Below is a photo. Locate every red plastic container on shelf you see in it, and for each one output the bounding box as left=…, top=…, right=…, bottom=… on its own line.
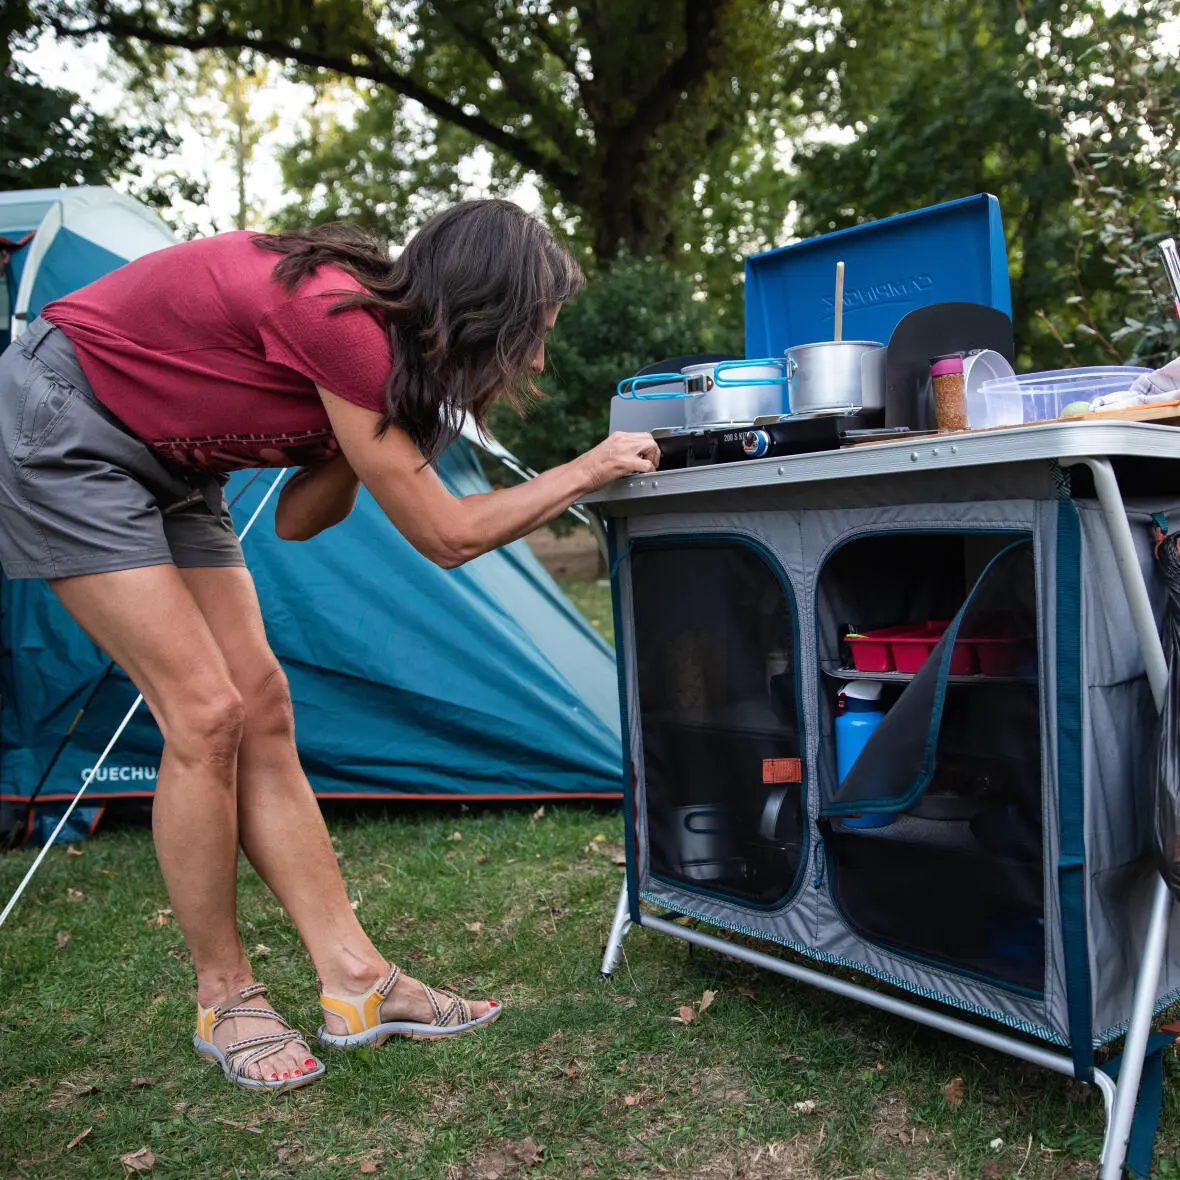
left=971, top=636, right=1036, bottom=677
left=847, top=620, right=977, bottom=675
left=846, top=624, right=909, bottom=672
left=888, top=621, right=977, bottom=675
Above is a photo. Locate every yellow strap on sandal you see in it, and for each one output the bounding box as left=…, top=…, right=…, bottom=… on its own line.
left=319, top=965, right=399, bottom=1035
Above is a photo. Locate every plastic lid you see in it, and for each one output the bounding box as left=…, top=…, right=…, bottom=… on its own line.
left=979, top=366, right=1151, bottom=397
left=930, top=355, right=964, bottom=377
left=839, top=680, right=883, bottom=702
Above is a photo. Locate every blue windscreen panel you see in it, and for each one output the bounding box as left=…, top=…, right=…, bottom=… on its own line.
left=744, top=194, right=1012, bottom=358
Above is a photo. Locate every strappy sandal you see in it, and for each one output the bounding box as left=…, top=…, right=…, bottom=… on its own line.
left=193, top=982, right=326, bottom=1092
left=317, top=964, right=502, bottom=1048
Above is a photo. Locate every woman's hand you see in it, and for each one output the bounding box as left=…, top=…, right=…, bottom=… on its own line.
left=573, top=432, right=660, bottom=492
left=273, top=452, right=361, bottom=541
left=1131, top=356, right=1180, bottom=401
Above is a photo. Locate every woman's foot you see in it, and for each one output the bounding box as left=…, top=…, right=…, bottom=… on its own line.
left=318, top=963, right=501, bottom=1046
left=195, top=982, right=323, bottom=1087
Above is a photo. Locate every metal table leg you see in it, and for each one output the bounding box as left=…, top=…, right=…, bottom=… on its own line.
left=1062, top=456, right=1173, bottom=1180
left=600, top=878, right=633, bottom=977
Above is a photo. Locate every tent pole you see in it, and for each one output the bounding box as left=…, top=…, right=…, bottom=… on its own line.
left=0, top=469, right=289, bottom=929
left=1060, top=455, right=1172, bottom=1180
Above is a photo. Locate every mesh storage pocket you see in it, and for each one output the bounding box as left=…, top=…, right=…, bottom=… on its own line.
left=631, top=539, right=805, bottom=906
left=821, top=538, right=1046, bottom=991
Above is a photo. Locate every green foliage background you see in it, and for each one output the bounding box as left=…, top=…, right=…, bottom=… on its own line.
left=11, top=0, right=1180, bottom=468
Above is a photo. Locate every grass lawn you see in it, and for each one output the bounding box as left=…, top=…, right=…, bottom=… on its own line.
left=2, top=578, right=1180, bottom=1178
left=559, top=579, right=614, bottom=647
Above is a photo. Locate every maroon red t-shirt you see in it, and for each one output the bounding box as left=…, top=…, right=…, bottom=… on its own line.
left=42, top=231, right=392, bottom=471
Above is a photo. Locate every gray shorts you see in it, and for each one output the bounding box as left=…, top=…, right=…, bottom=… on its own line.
left=0, top=318, right=245, bottom=580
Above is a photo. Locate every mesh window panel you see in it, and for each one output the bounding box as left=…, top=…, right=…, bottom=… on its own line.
left=631, top=541, right=805, bottom=906
left=823, top=538, right=1045, bottom=991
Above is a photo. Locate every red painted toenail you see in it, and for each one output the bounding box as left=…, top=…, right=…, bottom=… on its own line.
left=270, top=1072, right=279, bottom=1080
left=304, top=1058, right=316, bottom=1068
left=489, top=1000, right=499, bottom=1007
left=293, top=1069, right=302, bottom=1076
left=282, top=1071, right=289, bottom=1078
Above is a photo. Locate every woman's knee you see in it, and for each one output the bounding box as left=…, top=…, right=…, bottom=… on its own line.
left=241, top=662, right=295, bottom=741
left=165, top=683, right=247, bottom=768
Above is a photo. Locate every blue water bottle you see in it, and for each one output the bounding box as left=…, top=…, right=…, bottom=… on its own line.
left=835, top=681, right=892, bottom=828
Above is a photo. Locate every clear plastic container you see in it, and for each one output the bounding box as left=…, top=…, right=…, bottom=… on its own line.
left=977, top=367, right=1152, bottom=424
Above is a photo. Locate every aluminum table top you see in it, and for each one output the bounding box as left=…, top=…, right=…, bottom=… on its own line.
left=580, top=420, right=1180, bottom=507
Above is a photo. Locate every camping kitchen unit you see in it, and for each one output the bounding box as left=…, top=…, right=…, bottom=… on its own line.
left=589, top=196, right=1180, bottom=1180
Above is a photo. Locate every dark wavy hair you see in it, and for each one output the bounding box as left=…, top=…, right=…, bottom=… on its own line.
left=254, top=200, right=584, bottom=462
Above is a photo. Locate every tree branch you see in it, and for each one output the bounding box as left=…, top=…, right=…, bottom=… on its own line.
left=616, top=0, right=727, bottom=156
left=49, top=9, right=583, bottom=199
left=437, top=10, right=583, bottom=163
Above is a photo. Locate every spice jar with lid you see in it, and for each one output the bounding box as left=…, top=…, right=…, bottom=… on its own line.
left=930, top=354, right=968, bottom=432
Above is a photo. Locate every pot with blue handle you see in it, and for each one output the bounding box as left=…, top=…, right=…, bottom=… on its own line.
left=616, top=358, right=790, bottom=427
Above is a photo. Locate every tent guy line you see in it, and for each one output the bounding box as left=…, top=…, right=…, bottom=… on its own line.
left=0, top=467, right=290, bottom=930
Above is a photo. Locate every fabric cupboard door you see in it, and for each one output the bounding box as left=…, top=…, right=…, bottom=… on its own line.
left=819, top=534, right=1045, bottom=993
left=630, top=538, right=806, bottom=907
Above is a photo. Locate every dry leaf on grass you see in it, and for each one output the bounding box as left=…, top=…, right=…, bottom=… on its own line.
left=736, top=986, right=757, bottom=999
left=448, top=831, right=462, bottom=841
left=943, top=1077, right=966, bottom=1107
left=66, top=888, right=85, bottom=902
left=66, top=1127, right=92, bottom=1149
left=359, top=1163, right=378, bottom=1175
left=146, top=909, right=170, bottom=927
left=623, top=1094, right=641, bottom=1107
left=98, top=868, right=117, bottom=877
left=129, top=1077, right=157, bottom=1089
left=530, top=806, right=545, bottom=822
left=465, top=1137, right=543, bottom=1179
left=120, top=1146, right=156, bottom=1172
left=66, top=846, right=83, bottom=857
left=609, top=994, right=637, bottom=1008
left=465, top=921, right=483, bottom=933
left=275, top=1139, right=304, bottom=1165
left=55, top=931, right=70, bottom=949
left=252, top=944, right=272, bottom=957
left=791, top=1099, right=817, bottom=1115
left=672, top=989, right=717, bottom=1024
left=47, top=1080, right=97, bottom=1109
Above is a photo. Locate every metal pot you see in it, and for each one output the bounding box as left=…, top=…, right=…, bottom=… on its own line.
left=784, top=340, right=884, bottom=417
left=680, top=360, right=789, bottom=426
left=616, top=359, right=789, bottom=427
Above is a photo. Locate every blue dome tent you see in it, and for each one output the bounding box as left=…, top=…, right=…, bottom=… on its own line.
left=0, top=186, right=175, bottom=349
left=0, top=187, right=623, bottom=845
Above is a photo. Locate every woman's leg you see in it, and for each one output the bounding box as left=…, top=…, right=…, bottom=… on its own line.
left=177, top=566, right=496, bottom=1032
left=49, top=565, right=315, bottom=1080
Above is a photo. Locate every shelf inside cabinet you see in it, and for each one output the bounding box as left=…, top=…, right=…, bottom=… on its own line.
left=822, top=665, right=1037, bottom=687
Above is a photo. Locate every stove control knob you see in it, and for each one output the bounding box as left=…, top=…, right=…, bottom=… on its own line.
left=742, top=429, right=770, bottom=458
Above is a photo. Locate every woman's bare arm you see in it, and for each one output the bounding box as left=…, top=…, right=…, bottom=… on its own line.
left=317, top=386, right=658, bottom=567
left=273, top=452, right=361, bottom=541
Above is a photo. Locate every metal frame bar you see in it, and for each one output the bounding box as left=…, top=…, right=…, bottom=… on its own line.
left=598, top=439, right=1180, bottom=1179
left=1060, top=457, right=1173, bottom=1179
